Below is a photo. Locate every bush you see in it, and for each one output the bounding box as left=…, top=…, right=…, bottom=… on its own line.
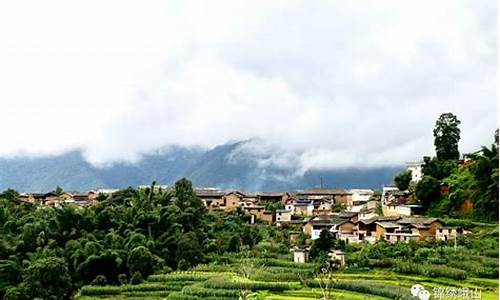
left=117, top=273, right=128, bottom=285
left=128, top=246, right=155, bottom=278
left=90, top=274, right=107, bottom=286
left=130, top=271, right=144, bottom=284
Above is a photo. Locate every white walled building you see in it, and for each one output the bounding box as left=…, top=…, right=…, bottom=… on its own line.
left=406, top=161, right=423, bottom=183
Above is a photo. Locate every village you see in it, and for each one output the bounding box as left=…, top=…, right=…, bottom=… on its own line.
left=15, top=161, right=465, bottom=254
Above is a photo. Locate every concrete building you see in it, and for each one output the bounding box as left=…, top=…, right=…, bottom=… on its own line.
left=406, top=161, right=424, bottom=183
left=291, top=247, right=310, bottom=263
left=276, top=209, right=292, bottom=223
left=436, top=227, right=463, bottom=241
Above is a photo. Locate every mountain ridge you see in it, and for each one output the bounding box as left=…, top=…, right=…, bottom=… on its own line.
left=0, top=142, right=403, bottom=192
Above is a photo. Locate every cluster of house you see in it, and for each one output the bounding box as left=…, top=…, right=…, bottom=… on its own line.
left=16, top=188, right=118, bottom=207
left=302, top=214, right=462, bottom=244
left=195, top=185, right=463, bottom=244
left=194, top=188, right=378, bottom=225
left=290, top=214, right=463, bottom=264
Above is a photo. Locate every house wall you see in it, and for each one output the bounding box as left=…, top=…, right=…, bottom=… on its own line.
left=293, top=252, right=308, bottom=263
left=295, top=205, right=313, bottom=216
left=375, top=225, right=387, bottom=241
left=276, top=211, right=291, bottom=222
left=334, top=194, right=351, bottom=206
left=366, top=200, right=379, bottom=210
left=224, top=194, right=241, bottom=211
left=303, top=223, right=313, bottom=236
left=359, top=212, right=377, bottom=220
left=259, top=213, right=274, bottom=225
left=395, top=206, right=412, bottom=216
left=436, top=228, right=459, bottom=241
left=312, top=209, right=330, bottom=216
left=339, top=222, right=355, bottom=233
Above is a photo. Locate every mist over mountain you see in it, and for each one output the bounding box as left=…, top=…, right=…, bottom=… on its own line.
left=0, top=141, right=403, bottom=192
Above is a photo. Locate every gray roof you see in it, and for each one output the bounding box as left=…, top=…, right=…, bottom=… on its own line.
left=195, top=189, right=225, bottom=197
left=359, top=216, right=378, bottom=225
left=397, top=218, right=441, bottom=226
left=295, top=189, right=350, bottom=195
left=339, top=211, right=358, bottom=218
left=310, top=216, right=350, bottom=226
left=375, top=221, right=400, bottom=228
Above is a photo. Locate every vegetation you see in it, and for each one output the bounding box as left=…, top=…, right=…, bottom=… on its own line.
left=413, top=113, right=498, bottom=222
left=0, top=179, right=292, bottom=299
left=72, top=231, right=498, bottom=300
left=433, top=112, right=461, bottom=160
left=415, top=176, right=440, bottom=208
left=0, top=112, right=497, bottom=299
left=394, top=170, right=412, bottom=191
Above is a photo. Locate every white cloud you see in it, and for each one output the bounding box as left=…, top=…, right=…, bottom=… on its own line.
left=0, top=0, right=496, bottom=171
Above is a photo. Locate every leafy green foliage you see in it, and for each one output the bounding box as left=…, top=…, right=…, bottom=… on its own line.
left=130, top=271, right=144, bottom=285
left=422, top=157, right=457, bottom=180
left=434, top=112, right=461, bottom=160
left=310, top=230, right=333, bottom=259
left=394, top=170, right=412, bottom=191
left=264, top=201, right=284, bottom=212
left=0, top=178, right=276, bottom=298
left=19, top=256, right=72, bottom=300
left=424, top=144, right=499, bottom=222
left=415, top=176, right=440, bottom=207
left=127, top=246, right=155, bottom=278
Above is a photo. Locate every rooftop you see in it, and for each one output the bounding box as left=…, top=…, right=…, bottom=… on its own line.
left=295, top=189, right=350, bottom=195
left=397, top=217, right=440, bottom=225
left=375, top=221, right=400, bottom=228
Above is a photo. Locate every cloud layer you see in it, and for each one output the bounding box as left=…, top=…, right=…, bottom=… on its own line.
left=0, top=0, right=497, bottom=171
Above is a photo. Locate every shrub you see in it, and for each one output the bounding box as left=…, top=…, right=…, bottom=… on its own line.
left=117, top=273, right=128, bottom=285
left=90, top=274, right=107, bottom=286
left=130, top=271, right=144, bottom=284
left=128, top=246, right=155, bottom=278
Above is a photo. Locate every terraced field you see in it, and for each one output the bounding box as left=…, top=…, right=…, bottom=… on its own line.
left=75, top=258, right=499, bottom=300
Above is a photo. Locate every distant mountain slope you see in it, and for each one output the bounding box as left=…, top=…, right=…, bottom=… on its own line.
left=0, top=142, right=403, bottom=192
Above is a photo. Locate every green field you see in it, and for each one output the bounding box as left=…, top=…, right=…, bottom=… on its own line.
left=75, top=257, right=499, bottom=300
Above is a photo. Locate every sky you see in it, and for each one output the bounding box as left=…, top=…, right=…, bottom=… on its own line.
left=0, top=0, right=497, bottom=173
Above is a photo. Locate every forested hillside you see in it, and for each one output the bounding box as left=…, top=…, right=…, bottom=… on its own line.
left=0, top=142, right=401, bottom=192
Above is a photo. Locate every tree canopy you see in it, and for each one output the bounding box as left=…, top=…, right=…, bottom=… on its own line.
left=0, top=178, right=291, bottom=299
left=433, top=113, right=461, bottom=160
left=394, top=170, right=412, bottom=191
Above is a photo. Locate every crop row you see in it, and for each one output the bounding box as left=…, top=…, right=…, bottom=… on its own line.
left=202, top=278, right=296, bottom=291
left=303, top=279, right=416, bottom=300
left=147, top=273, right=222, bottom=282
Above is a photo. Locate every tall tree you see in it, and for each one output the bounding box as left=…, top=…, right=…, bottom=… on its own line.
left=434, top=113, right=461, bottom=160
left=394, top=170, right=412, bottom=191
